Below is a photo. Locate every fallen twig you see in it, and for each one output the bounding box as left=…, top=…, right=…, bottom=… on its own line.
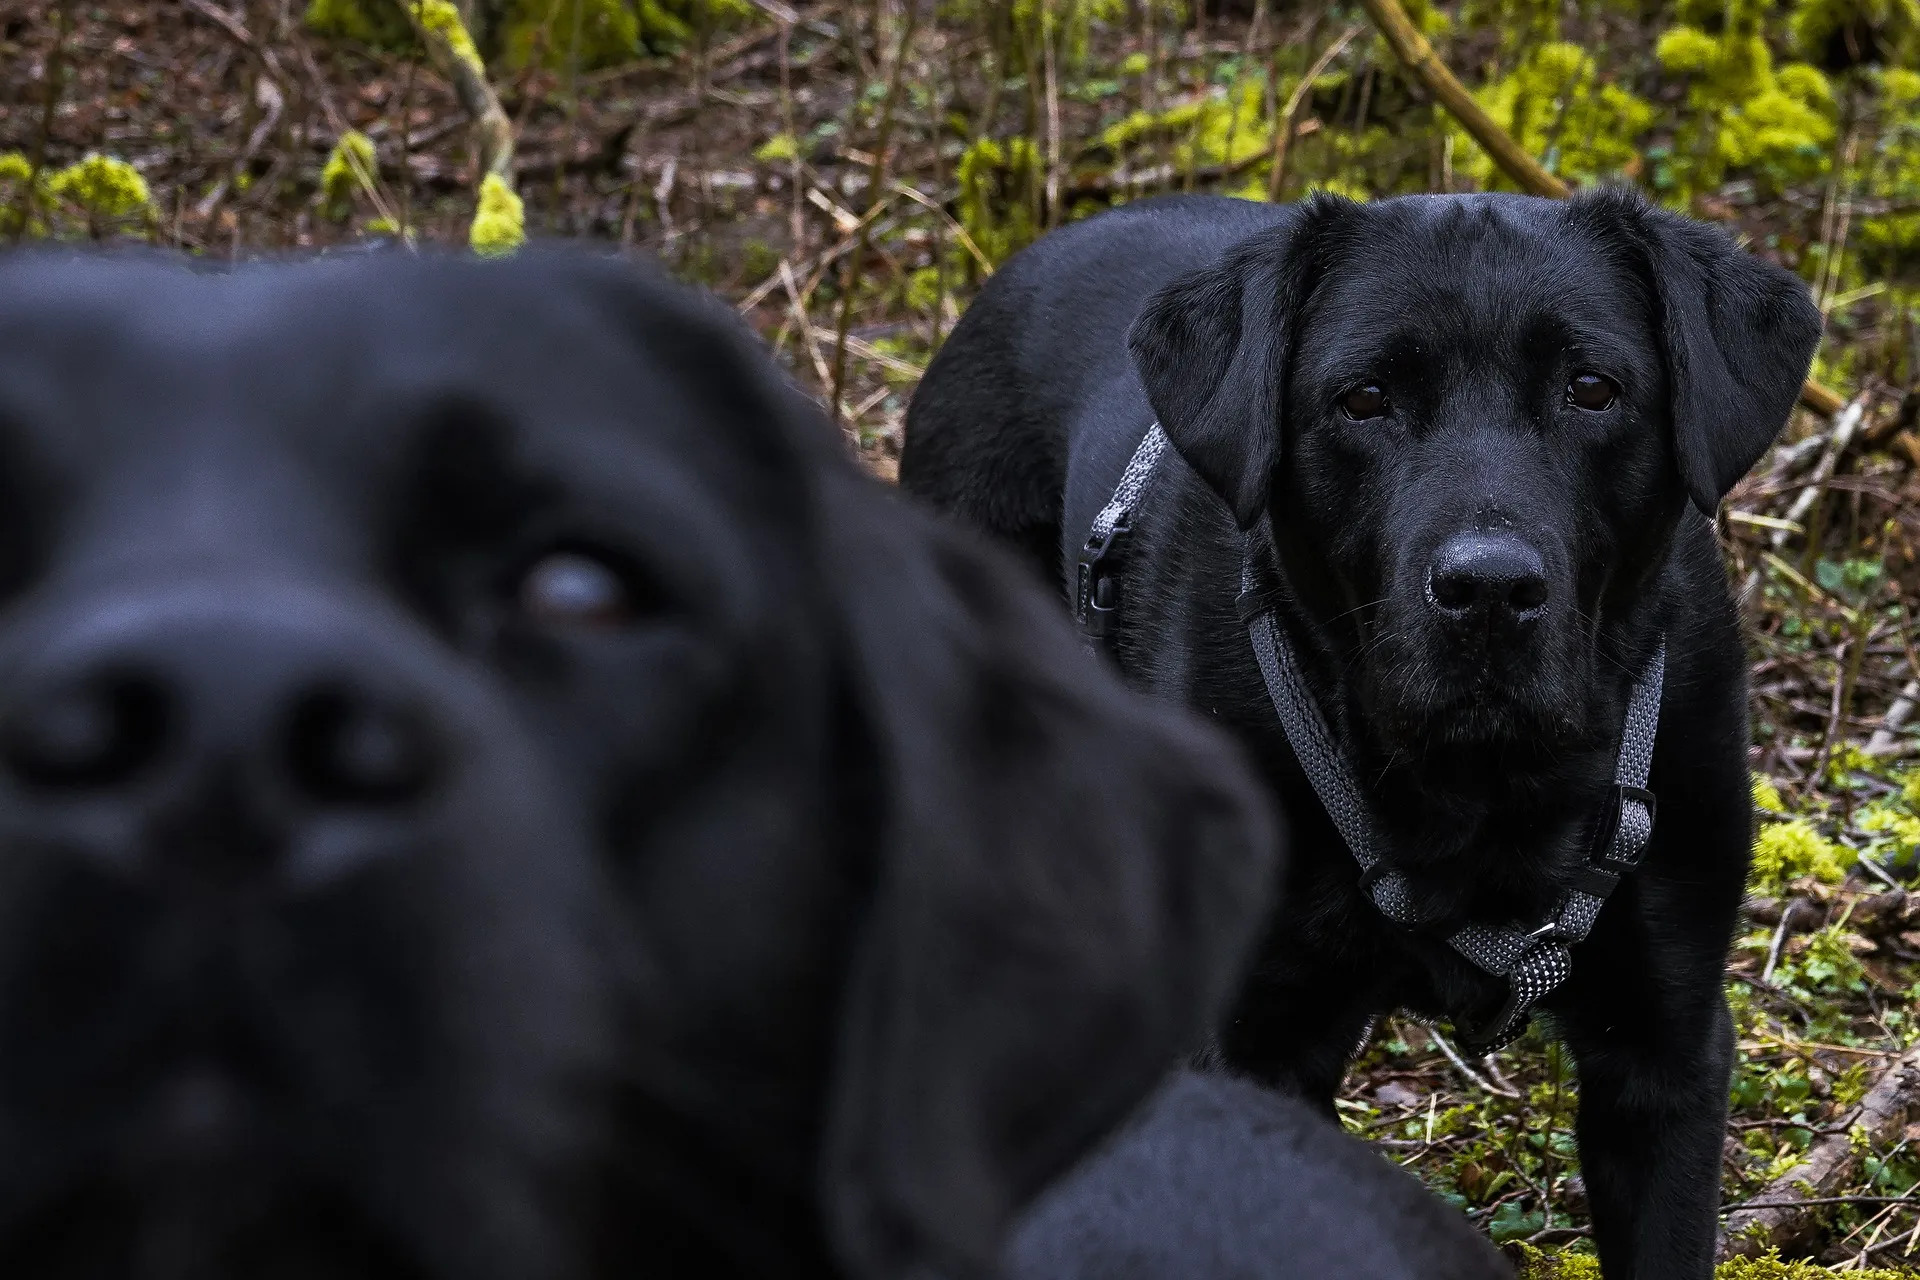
left=1738, top=395, right=1871, bottom=611
left=1718, top=1043, right=1920, bottom=1257
left=1429, top=1028, right=1521, bottom=1098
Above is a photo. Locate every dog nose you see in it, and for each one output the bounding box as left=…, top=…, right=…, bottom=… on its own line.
left=0, top=596, right=444, bottom=886
left=1426, top=532, right=1548, bottom=624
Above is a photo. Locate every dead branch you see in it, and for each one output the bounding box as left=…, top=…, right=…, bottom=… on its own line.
left=1718, top=1043, right=1920, bottom=1258
left=398, top=1, right=514, bottom=179
left=1356, top=0, right=1847, bottom=421
left=1736, top=394, right=1871, bottom=611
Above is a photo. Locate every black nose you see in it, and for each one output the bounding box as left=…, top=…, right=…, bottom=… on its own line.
left=1426, top=532, right=1549, bottom=625
left=0, top=594, right=445, bottom=887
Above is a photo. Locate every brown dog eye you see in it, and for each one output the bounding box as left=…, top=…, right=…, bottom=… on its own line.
left=1567, top=373, right=1619, bottom=411
left=518, top=550, right=633, bottom=627
left=1341, top=385, right=1389, bottom=421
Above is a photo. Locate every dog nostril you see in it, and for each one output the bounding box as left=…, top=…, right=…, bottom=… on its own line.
left=1428, top=569, right=1480, bottom=614
left=286, top=689, right=438, bottom=807
left=1, top=676, right=170, bottom=791
left=1509, top=575, right=1549, bottom=614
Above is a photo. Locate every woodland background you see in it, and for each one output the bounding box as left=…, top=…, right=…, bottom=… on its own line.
left=4, top=0, right=1920, bottom=1271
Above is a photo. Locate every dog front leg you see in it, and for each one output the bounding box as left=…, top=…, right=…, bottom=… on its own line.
left=1216, top=972, right=1383, bottom=1115
left=1562, top=989, right=1731, bottom=1280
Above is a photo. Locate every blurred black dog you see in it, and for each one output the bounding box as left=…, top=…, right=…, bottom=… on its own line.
left=0, top=249, right=1291, bottom=1280
left=1006, top=1070, right=1509, bottom=1280
left=901, top=189, right=1823, bottom=1278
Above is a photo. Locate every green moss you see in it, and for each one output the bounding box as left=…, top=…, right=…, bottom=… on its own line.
left=320, top=130, right=378, bottom=219
left=1098, top=77, right=1271, bottom=178
left=1750, top=816, right=1854, bottom=892
left=1753, top=773, right=1789, bottom=815
left=1653, top=0, right=1837, bottom=200
left=413, top=0, right=486, bottom=73
left=45, top=154, right=153, bottom=223
left=469, top=172, right=525, bottom=256
left=753, top=132, right=799, bottom=165
left=0, top=151, right=44, bottom=237
left=0, top=152, right=155, bottom=237
left=1452, top=41, right=1655, bottom=188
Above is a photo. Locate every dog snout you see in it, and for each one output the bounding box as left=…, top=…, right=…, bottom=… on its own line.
left=0, top=588, right=447, bottom=887
left=1424, top=532, right=1548, bottom=628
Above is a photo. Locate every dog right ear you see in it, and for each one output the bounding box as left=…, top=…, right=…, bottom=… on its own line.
left=1126, top=196, right=1347, bottom=531
left=810, top=470, right=1281, bottom=1280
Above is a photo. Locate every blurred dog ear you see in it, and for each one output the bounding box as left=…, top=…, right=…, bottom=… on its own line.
left=1127, top=194, right=1350, bottom=530
left=811, top=470, right=1280, bottom=1279
left=1573, top=188, right=1823, bottom=518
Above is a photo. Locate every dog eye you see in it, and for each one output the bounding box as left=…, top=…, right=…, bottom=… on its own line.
left=1566, top=373, right=1619, bottom=411
left=517, top=550, right=635, bottom=627
left=1340, top=385, right=1390, bottom=421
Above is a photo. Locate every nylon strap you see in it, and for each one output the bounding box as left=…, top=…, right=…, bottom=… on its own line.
left=1073, top=425, right=1170, bottom=656
left=1076, top=423, right=1667, bottom=1054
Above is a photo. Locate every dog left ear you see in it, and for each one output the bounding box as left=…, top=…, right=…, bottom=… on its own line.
left=810, top=469, right=1280, bottom=1280
left=1127, top=196, right=1347, bottom=530
left=1584, top=189, right=1823, bottom=517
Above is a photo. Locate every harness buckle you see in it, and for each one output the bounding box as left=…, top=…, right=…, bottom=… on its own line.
left=1075, top=517, right=1132, bottom=642
left=1452, top=992, right=1529, bottom=1056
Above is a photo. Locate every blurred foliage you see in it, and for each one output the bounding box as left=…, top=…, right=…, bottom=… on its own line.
left=304, top=0, right=753, bottom=66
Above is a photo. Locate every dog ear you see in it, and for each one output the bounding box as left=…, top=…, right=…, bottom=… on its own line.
left=1126, top=196, right=1347, bottom=530
left=1579, top=188, right=1823, bottom=517
left=812, top=471, right=1280, bottom=1280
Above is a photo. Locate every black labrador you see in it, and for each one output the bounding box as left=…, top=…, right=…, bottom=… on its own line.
left=0, top=248, right=1294, bottom=1280
left=900, top=188, right=1823, bottom=1278
left=1007, top=1069, right=1510, bottom=1280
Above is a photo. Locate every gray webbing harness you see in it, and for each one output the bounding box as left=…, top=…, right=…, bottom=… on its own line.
left=1074, top=423, right=1666, bottom=1052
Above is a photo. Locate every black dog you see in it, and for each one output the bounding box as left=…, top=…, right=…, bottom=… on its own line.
left=0, top=248, right=1286, bottom=1280
left=1006, top=1070, right=1511, bottom=1280
left=901, top=188, right=1823, bottom=1278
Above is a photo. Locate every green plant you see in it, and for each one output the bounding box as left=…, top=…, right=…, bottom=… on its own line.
left=956, top=135, right=1042, bottom=272
left=1451, top=41, right=1655, bottom=188
left=1653, top=0, right=1837, bottom=201
left=469, top=172, right=525, bottom=255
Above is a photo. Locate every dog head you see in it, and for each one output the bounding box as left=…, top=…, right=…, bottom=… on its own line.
left=0, top=249, right=1278, bottom=1280
left=1130, top=188, right=1820, bottom=754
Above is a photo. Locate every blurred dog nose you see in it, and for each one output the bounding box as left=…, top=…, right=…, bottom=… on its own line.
left=1426, top=532, right=1548, bottom=626
left=0, top=592, right=444, bottom=886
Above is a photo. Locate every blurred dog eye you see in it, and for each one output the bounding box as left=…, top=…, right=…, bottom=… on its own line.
left=1340, top=385, right=1389, bottom=421
left=1567, top=373, right=1619, bottom=411
left=517, top=550, right=634, bottom=627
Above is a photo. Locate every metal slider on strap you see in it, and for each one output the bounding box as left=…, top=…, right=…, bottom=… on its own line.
left=1076, top=519, right=1131, bottom=642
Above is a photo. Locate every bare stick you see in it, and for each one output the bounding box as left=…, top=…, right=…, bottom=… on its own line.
left=1428, top=1028, right=1520, bottom=1099
left=1738, top=396, right=1870, bottom=610
left=1720, top=1045, right=1920, bottom=1258
left=399, top=1, right=515, bottom=179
